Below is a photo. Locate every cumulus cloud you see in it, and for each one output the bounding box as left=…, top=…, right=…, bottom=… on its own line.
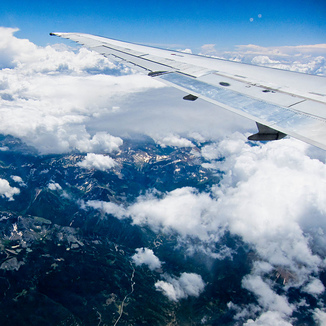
left=207, top=137, right=326, bottom=323
left=213, top=137, right=326, bottom=273
left=200, top=44, right=218, bottom=57
left=0, top=27, right=36, bottom=69
left=74, top=133, right=123, bottom=154
left=48, top=182, right=62, bottom=191
left=11, top=175, right=26, bottom=187
left=0, top=178, right=20, bottom=200
left=87, top=136, right=326, bottom=323
left=77, top=153, right=117, bottom=171
left=87, top=188, right=220, bottom=240
left=87, top=136, right=326, bottom=274
left=242, top=275, right=294, bottom=316
left=153, top=133, right=194, bottom=148
left=132, top=248, right=162, bottom=270
left=0, top=27, right=166, bottom=154
left=313, top=309, right=326, bottom=325
left=303, top=277, right=325, bottom=297
left=244, top=311, right=293, bottom=326
left=155, top=272, right=205, bottom=301
left=128, top=187, right=222, bottom=240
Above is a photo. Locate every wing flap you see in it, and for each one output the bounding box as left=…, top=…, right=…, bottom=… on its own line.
left=159, top=72, right=326, bottom=150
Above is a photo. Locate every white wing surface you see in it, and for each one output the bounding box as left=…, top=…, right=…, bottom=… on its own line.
left=50, top=33, right=326, bottom=150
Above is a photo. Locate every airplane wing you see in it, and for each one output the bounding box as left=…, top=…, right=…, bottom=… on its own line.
left=50, top=32, right=326, bottom=150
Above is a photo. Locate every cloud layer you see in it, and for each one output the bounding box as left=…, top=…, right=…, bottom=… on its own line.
left=200, top=43, right=326, bottom=75
left=0, top=28, right=253, bottom=154
left=0, top=28, right=165, bottom=154
left=87, top=136, right=326, bottom=323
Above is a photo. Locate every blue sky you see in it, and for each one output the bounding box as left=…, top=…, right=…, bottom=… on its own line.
left=1, top=0, right=325, bottom=51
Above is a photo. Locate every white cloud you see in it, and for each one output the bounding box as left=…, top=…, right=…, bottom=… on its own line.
left=86, top=136, right=326, bottom=275
left=0, top=28, right=166, bottom=154
left=200, top=44, right=218, bottom=57
left=228, top=302, right=262, bottom=322
left=76, top=132, right=123, bottom=154
left=200, top=43, right=326, bottom=75
left=303, top=277, right=325, bottom=296
left=155, top=272, right=205, bottom=301
left=0, top=27, right=36, bottom=69
left=242, top=275, right=294, bottom=316
left=127, top=187, right=222, bottom=240
left=155, top=280, right=178, bottom=301
left=132, top=248, right=162, bottom=270
left=153, top=133, right=194, bottom=148
left=88, top=137, right=325, bottom=277
left=78, top=153, right=117, bottom=171
left=86, top=200, right=126, bottom=220
left=244, top=311, right=293, bottom=326
left=212, top=137, right=326, bottom=273
left=87, top=136, right=326, bottom=321
left=0, top=178, right=20, bottom=200
left=251, top=56, right=281, bottom=65
left=314, top=308, right=326, bottom=325
left=210, top=137, right=326, bottom=322
left=237, top=43, right=326, bottom=57
left=48, top=182, right=62, bottom=191
left=178, top=48, right=192, bottom=54
left=11, top=175, right=26, bottom=187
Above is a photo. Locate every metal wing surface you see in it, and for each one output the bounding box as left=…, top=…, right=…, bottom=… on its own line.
left=50, top=32, right=326, bottom=150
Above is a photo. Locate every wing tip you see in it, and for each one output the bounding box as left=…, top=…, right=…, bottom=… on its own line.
left=50, top=32, right=66, bottom=37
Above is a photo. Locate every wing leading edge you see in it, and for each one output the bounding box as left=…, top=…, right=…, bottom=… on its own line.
left=50, top=32, right=326, bottom=150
